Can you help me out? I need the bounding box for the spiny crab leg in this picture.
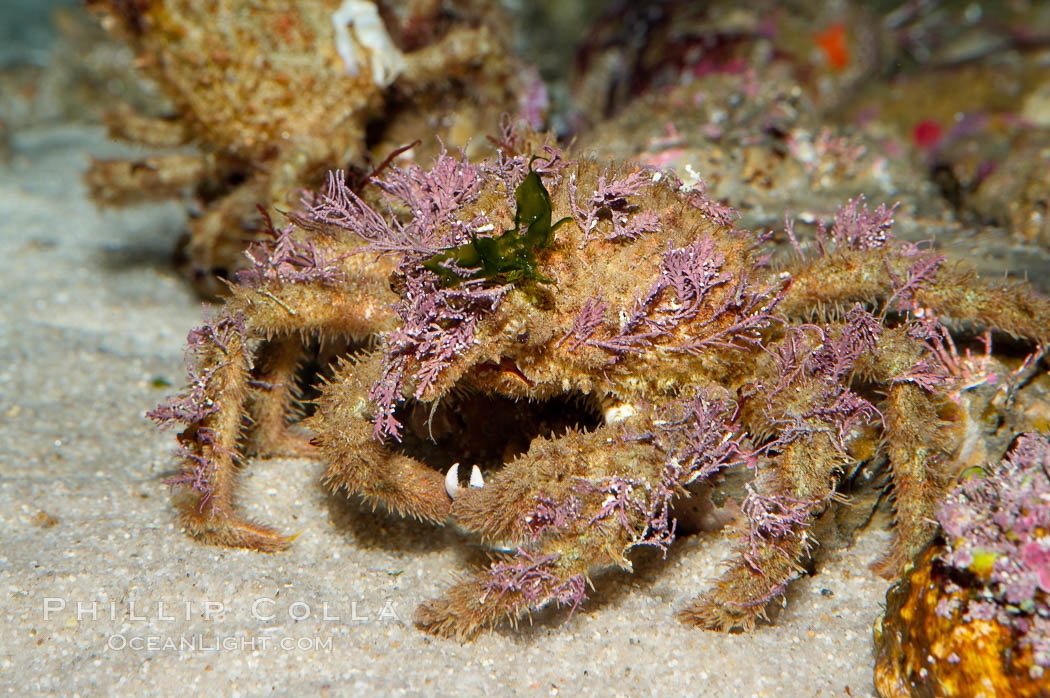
[85,152,212,207]
[152,244,396,550]
[444,463,486,499]
[416,420,672,639]
[311,352,456,524]
[680,320,964,631]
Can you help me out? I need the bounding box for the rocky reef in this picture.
[874,433,1050,697]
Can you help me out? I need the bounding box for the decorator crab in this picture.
[151,128,1050,639]
[85,0,517,288]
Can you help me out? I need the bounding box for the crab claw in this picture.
[445,463,485,499]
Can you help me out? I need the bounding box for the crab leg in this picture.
[169,320,289,550]
[311,351,454,524]
[855,327,960,574]
[101,103,192,148]
[85,153,212,207]
[680,321,868,631]
[164,265,394,550]
[781,246,1050,346]
[679,433,841,631]
[680,320,965,629]
[244,334,315,458]
[185,173,271,278]
[414,423,668,638]
[413,541,589,641]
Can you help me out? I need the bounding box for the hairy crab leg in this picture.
[160,267,393,550]
[412,540,591,641]
[414,423,669,638]
[167,320,291,551]
[310,352,454,524]
[244,334,315,458]
[774,243,1050,577]
[781,246,1050,346]
[85,153,211,207]
[400,26,501,87]
[679,432,841,631]
[680,320,965,629]
[184,173,271,279]
[855,327,960,574]
[680,317,875,631]
[101,103,192,148]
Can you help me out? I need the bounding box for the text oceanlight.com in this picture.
[106,634,334,652]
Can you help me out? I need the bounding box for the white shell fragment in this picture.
[603,401,638,425]
[331,0,406,87]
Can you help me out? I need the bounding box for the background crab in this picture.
[152,128,1050,639]
[84,0,522,292]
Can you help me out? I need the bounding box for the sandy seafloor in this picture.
[0,125,905,697]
